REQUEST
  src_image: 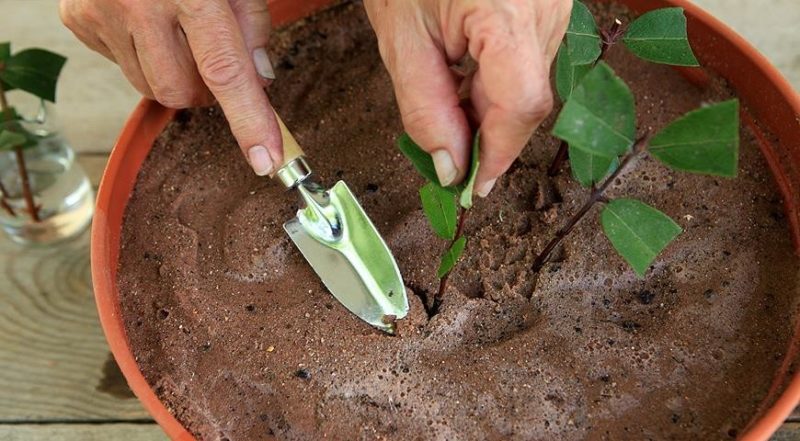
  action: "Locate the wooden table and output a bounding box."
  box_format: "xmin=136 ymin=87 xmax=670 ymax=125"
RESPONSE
xmin=1 ymin=153 xmax=799 ymax=440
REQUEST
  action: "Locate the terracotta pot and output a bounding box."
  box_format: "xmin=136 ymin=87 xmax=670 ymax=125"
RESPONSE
xmin=91 ymin=0 xmax=800 ymax=439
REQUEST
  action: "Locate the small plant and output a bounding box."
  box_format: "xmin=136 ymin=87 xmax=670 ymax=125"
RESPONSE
xmin=535 ymin=61 xmax=738 ymax=275
xmin=549 ymin=2 xmax=700 ymax=176
xmin=397 ymin=2 xmax=740 ymax=305
xmin=0 ymin=42 xmax=67 ymax=221
xmin=397 ymin=133 xmax=480 ymax=314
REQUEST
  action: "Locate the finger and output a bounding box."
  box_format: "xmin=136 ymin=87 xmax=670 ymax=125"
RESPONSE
xmin=59 ymin=0 xmax=115 ymax=62
xmin=229 ymin=0 xmax=274 ymax=83
xmin=464 ymin=4 xmax=553 ymax=197
xmin=383 ymin=40 xmax=471 ymax=186
xmin=178 ymin=0 xmax=281 ymax=176
xmin=107 ymin=35 xmax=154 ymax=99
xmin=134 ymin=20 xmax=213 ymax=108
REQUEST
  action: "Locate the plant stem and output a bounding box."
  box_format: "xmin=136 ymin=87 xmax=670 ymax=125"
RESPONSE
xmin=533 ymin=135 xmax=649 ymax=272
xmin=434 ymin=208 xmax=470 ymax=311
xmin=14 ymin=147 xmax=40 ymax=222
xmin=0 ymin=181 xmax=16 ymax=217
xmin=547 ymin=140 xmax=569 ymax=177
xmin=0 ymin=79 xmax=40 ymax=222
xmin=548 ymin=18 xmax=625 ymax=177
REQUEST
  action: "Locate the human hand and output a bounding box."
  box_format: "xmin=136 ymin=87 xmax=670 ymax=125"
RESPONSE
xmin=60 ymin=0 xmax=282 ymax=176
xmin=364 ymin=0 xmax=571 ymax=196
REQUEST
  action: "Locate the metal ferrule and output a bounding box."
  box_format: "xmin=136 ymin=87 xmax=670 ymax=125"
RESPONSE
xmin=277 ymin=156 xmax=312 ymax=188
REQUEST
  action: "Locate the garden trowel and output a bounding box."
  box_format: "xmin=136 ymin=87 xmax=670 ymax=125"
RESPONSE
xmin=272 ymin=113 xmax=408 ymax=333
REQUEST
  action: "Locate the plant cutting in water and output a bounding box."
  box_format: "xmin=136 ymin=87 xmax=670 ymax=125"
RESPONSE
xmin=549 ymin=2 xmax=700 ymax=176
xmin=397 ymin=133 xmax=480 ymax=314
xmin=0 ymin=42 xmax=66 ymax=222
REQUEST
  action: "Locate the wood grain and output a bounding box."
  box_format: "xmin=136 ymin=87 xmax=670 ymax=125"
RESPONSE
xmin=0 ymin=423 xmax=166 ymax=441
xmin=0 ymin=153 xmax=150 ymax=422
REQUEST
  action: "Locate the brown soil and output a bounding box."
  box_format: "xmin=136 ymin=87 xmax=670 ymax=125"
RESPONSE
xmin=117 ymin=2 xmax=800 ymax=440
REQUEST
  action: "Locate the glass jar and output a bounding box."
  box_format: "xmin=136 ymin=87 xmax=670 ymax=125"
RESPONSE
xmin=0 ymin=100 xmax=93 ymax=245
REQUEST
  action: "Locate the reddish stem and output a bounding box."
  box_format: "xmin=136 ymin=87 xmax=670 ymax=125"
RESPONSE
xmin=14 ymin=147 xmax=40 ymax=222
xmin=533 ymin=135 xmax=649 ymax=272
xmin=0 ymin=78 xmax=40 ymax=222
xmin=0 ymin=181 xmax=16 ymax=217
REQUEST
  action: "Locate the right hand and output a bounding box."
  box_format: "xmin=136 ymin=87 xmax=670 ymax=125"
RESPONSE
xmin=60 ymin=0 xmax=283 ymax=176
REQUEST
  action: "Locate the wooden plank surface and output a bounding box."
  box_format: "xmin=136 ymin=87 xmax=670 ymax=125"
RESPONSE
xmin=0 ymin=154 xmax=150 ymax=422
xmin=0 ymin=423 xmax=166 ymax=441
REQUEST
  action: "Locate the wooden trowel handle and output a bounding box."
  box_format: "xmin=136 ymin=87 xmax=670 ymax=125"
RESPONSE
xmin=274 ymin=113 xmax=304 ymax=166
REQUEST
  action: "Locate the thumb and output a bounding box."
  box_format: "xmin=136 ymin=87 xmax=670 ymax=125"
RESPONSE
xmin=380 ymin=38 xmax=471 ymax=186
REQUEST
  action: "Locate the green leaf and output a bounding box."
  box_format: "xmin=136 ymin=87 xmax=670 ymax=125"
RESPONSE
xmin=458 ymin=133 xmax=481 ymax=209
xmin=648 ymin=100 xmax=739 ymax=177
xmin=566 ymin=1 xmax=601 ymax=65
xmin=397 ymin=133 xmax=441 ymax=186
xmin=552 ymin=62 xmax=636 ymax=159
xmin=555 ymin=44 xmax=592 ymax=101
xmin=0 ymin=42 xmax=10 ymax=62
xmin=420 ymin=182 xmax=458 ymax=240
xmin=438 ymin=236 xmax=467 ymax=278
xmin=601 ymin=198 xmax=682 ymax=277
xmin=622 ymin=8 xmax=699 ymax=66
xmin=569 ymin=144 xmax=619 ymax=187
xmin=0 ymin=129 xmax=27 ymax=151
xmin=0 ymin=48 xmax=67 ymax=102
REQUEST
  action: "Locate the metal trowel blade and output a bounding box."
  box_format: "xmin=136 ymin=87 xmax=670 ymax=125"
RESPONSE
xmin=284 ymin=181 xmax=408 ymax=333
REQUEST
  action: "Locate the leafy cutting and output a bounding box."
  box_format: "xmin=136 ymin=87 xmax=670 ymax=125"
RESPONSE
xmin=533 ymin=61 xmax=739 ymax=276
xmin=397 ymin=133 xmax=480 ymax=314
xmin=549 ymin=3 xmax=699 ymax=177
xmin=0 ymin=42 xmax=67 ymax=221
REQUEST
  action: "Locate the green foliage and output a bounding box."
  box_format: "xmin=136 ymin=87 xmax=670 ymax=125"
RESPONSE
xmin=459 ymin=134 xmax=481 ymax=209
xmin=0 ymin=47 xmax=67 ymax=102
xmin=438 ymin=236 xmax=467 ymax=278
xmin=420 ymin=182 xmax=458 ymax=240
xmin=0 ymin=129 xmax=27 ymax=151
xmin=0 ymin=42 xmax=10 ymax=62
xmin=397 ymin=133 xmax=481 ymax=280
xmin=397 ymin=133 xmax=442 ymax=186
xmin=649 ymin=100 xmax=739 ymax=177
xmin=600 ymin=199 xmax=682 ymax=277
xmin=568 ymin=144 xmax=618 ymax=187
xmin=553 ymin=62 xmax=635 ymax=159
xmin=622 ymin=8 xmax=699 ymax=66
xmin=566 ymin=1 xmax=601 ymax=65
xmin=546 ymin=39 xmax=739 ymax=276
xmin=555 ymin=44 xmax=592 ymax=101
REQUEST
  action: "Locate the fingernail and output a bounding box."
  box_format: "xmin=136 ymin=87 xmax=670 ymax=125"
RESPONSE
xmin=476 ymin=178 xmax=497 ymax=198
xmin=253 ymin=47 xmax=275 ymax=80
xmin=431 ymin=149 xmax=457 ymax=186
xmin=248 ymin=145 xmax=274 ymax=176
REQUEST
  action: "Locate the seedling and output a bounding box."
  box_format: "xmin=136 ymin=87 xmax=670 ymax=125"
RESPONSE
xmin=0 ymin=42 xmax=67 ymax=221
xmin=397 ymin=134 xmax=480 ymax=314
xmin=534 ymin=61 xmax=739 ymax=275
xmin=549 ymin=3 xmax=700 ymax=176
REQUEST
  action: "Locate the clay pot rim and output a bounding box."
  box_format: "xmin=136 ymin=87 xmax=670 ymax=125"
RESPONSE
xmin=91 ymin=1 xmax=800 ymax=440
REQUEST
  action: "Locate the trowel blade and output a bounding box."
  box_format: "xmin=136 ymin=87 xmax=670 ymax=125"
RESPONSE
xmin=284 ymin=181 xmax=408 ymax=333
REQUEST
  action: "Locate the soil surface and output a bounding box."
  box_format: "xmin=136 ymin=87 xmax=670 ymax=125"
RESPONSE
xmin=118 ymin=2 xmax=800 ymax=440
